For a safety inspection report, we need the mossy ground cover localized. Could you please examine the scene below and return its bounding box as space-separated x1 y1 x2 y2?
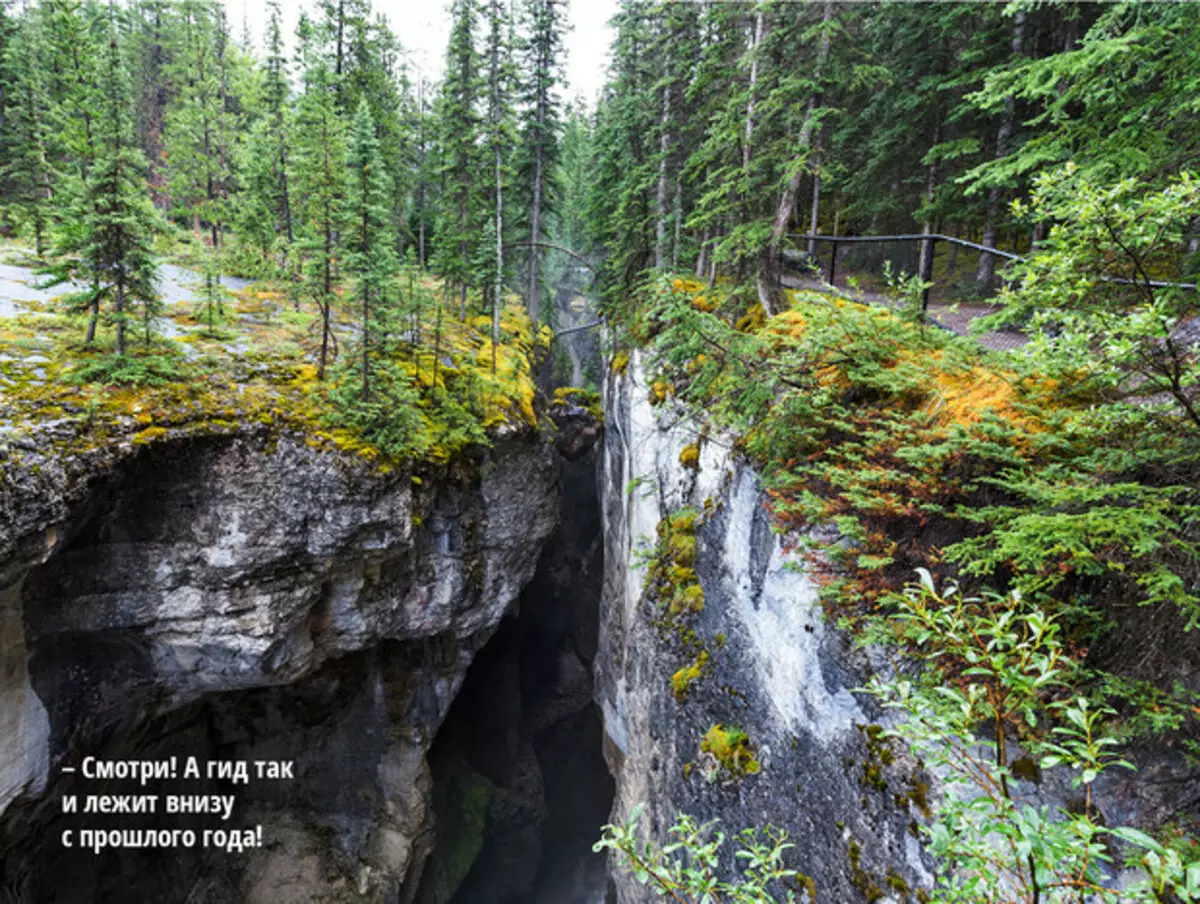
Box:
0 246 548 471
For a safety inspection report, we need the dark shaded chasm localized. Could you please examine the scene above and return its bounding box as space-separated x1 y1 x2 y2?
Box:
413 453 615 904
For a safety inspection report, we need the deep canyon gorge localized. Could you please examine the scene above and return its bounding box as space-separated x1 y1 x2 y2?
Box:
1 0 1198 899
2 347 1196 903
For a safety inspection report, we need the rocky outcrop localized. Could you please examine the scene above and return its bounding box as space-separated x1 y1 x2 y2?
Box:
0 424 559 903
597 352 932 902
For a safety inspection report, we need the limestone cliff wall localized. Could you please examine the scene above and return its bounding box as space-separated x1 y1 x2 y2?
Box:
597 352 932 902
0 424 558 903
596 352 1198 903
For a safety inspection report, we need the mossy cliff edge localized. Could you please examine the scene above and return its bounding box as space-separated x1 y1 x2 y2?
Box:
0 322 561 902
597 346 929 902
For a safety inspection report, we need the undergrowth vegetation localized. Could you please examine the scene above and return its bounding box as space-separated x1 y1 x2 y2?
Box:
630 271 1200 722
601 252 1200 897
0 268 550 469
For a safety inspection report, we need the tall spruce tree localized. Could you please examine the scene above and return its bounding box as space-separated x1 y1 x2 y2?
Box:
483 0 519 366
263 0 294 246
586 0 655 306
434 0 482 318
410 71 433 269
345 98 396 402
3 12 55 256
79 14 160 359
294 60 347 380
517 0 565 324
164 0 233 251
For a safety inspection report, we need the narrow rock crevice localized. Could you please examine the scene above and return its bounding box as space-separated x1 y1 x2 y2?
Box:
416 452 614 904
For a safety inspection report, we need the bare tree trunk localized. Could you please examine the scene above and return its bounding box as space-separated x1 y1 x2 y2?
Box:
695 229 709 278
1031 221 1047 252
361 282 370 403
493 20 504 376
806 147 822 256
758 0 833 315
918 118 942 286
672 179 683 270
654 83 671 269
977 10 1025 290
115 279 127 357
417 76 427 269
319 217 332 380
742 9 765 173
528 153 543 323
280 146 293 244
335 0 345 109
86 297 99 344
527 9 550 325
494 147 502 373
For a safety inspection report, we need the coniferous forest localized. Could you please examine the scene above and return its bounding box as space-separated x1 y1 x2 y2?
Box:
2 1 1200 902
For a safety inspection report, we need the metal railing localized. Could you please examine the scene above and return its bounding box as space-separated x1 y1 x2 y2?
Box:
787 232 1198 311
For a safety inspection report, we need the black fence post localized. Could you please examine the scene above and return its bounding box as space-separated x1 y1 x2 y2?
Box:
828 240 838 286
920 236 935 312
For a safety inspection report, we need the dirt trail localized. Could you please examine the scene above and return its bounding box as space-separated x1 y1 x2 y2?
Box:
782 272 1027 352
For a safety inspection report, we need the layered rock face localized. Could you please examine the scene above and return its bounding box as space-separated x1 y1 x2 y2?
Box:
597 353 932 902
0 426 558 903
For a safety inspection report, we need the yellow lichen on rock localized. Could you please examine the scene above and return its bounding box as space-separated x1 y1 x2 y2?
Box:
671 651 709 703
700 724 760 777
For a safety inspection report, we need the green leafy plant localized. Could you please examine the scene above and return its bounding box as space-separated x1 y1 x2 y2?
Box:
984 167 1200 433
862 571 1197 903
595 806 803 904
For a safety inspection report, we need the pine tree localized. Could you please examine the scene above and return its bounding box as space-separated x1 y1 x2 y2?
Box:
0 5 15 203
294 60 347 379
43 0 100 179
232 119 279 265
345 98 396 402
315 0 367 113
78 14 161 360
517 0 565 324
434 0 482 318
482 0 519 368
758 1 839 313
326 98 427 458
556 102 592 261
586 0 656 307
3 13 55 256
129 0 171 199
197 244 233 335
410 71 434 269
649 2 700 272
164 0 233 251
263 0 294 246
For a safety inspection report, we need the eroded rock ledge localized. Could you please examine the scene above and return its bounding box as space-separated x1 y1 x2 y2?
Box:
0 424 559 903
